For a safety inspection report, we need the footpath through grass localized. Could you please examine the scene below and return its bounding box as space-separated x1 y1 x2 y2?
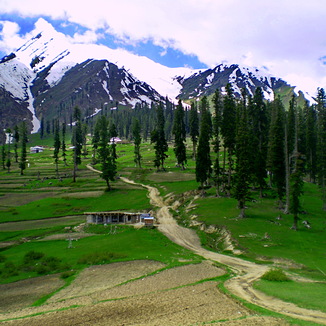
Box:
1 139 325 323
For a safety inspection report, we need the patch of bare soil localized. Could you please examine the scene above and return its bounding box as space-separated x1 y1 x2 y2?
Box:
1 277 289 326
0 275 64 313
60 191 104 198
48 260 166 302
0 216 85 232
148 171 194 182
0 192 57 206
38 232 94 241
0 282 251 326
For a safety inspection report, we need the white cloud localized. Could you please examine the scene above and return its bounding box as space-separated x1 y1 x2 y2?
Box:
0 0 326 93
0 21 25 53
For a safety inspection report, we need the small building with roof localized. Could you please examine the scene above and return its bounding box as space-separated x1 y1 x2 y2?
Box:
30 146 44 153
85 211 155 226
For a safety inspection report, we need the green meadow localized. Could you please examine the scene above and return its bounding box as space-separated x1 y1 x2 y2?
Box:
0 135 325 324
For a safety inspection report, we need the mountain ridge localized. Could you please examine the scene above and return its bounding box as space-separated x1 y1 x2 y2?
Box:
0 19 315 141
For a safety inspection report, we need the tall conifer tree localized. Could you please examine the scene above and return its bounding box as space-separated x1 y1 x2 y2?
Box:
316 88 326 210
151 102 168 171
189 102 199 160
19 122 28 176
97 116 117 190
221 83 236 195
53 120 61 177
13 125 19 163
132 118 142 168
62 122 67 166
196 96 212 191
172 100 187 170
72 106 83 182
284 94 297 213
305 101 317 183
234 89 251 217
249 87 268 197
212 89 222 196
267 97 286 208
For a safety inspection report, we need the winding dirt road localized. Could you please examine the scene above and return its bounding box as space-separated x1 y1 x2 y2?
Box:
120 176 326 325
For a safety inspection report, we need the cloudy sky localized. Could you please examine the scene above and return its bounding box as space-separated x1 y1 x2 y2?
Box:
0 0 325 94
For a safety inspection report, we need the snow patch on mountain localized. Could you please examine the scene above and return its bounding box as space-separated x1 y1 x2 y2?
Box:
46 60 77 87
0 59 33 101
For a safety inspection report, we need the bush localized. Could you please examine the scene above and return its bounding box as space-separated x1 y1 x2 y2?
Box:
78 252 126 265
60 270 75 279
0 254 6 263
1 261 19 277
23 250 44 264
261 268 291 282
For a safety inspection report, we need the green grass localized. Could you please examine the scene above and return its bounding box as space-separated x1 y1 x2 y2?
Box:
190 183 326 280
1 139 326 323
0 226 201 284
0 188 150 223
254 279 326 313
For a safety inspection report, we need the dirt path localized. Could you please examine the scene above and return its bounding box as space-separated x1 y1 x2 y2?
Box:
120 176 326 325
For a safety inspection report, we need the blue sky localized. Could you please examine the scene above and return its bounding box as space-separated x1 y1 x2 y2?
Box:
0 13 207 69
0 0 326 94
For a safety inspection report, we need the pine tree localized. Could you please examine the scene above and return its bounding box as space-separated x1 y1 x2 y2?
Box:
284 94 297 214
92 118 101 165
53 120 61 177
304 101 317 183
13 125 19 163
195 96 212 191
151 102 168 171
172 100 187 170
221 83 236 196
290 153 305 230
267 97 286 208
97 116 117 191
316 88 326 210
189 102 199 160
109 122 118 161
40 117 44 139
249 87 268 197
212 89 222 196
82 123 88 158
132 118 142 168
1 145 6 170
6 128 12 173
72 106 83 182
62 122 67 166
233 89 251 218
19 121 28 176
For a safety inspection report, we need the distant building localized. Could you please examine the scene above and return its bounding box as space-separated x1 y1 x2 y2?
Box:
109 137 122 144
30 146 44 153
85 211 155 226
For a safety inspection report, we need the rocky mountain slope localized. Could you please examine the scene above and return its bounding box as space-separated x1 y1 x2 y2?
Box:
0 20 313 141
176 63 310 104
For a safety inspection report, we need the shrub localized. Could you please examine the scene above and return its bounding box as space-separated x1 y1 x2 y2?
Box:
23 250 44 264
78 252 126 265
261 268 291 282
0 254 6 263
60 270 75 279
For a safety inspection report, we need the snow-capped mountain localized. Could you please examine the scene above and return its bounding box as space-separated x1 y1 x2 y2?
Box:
0 18 313 141
176 63 312 103
0 19 197 137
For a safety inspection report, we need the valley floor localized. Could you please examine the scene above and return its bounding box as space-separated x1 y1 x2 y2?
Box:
0 176 325 325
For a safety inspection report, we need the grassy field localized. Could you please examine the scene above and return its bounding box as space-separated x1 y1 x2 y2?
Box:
0 136 325 323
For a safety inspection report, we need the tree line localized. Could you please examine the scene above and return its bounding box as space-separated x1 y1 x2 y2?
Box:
2 85 325 227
